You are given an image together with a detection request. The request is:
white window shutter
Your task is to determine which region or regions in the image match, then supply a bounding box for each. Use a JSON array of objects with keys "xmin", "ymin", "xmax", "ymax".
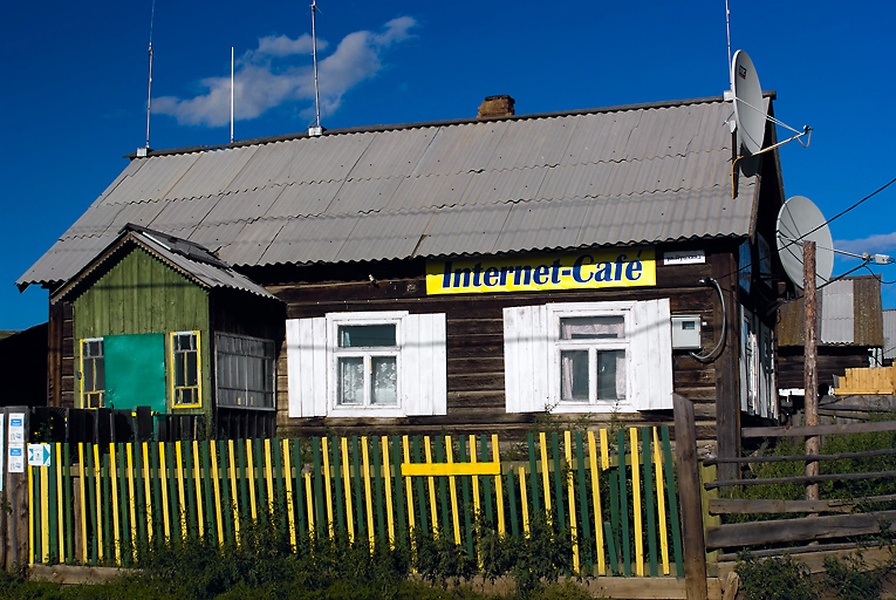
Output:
[
  {"xmin": 629, "ymin": 298, "xmax": 673, "ymax": 410},
  {"xmin": 402, "ymin": 313, "xmax": 447, "ymax": 416},
  {"xmin": 503, "ymin": 304, "xmax": 551, "ymax": 413},
  {"xmin": 286, "ymin": 317, "xmax": 328, "ymax": 417}
]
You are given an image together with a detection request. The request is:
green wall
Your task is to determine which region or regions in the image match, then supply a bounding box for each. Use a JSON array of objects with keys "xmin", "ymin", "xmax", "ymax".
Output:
[{"xmin": 72, "ymin": 247, "xmax": 211, "ymax": 415}]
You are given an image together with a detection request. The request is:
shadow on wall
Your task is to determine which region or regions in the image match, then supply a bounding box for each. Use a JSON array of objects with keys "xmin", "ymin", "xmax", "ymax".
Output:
[{"xmin": 0, "ymin": 322, "xmax": 48, "ymax": 407}]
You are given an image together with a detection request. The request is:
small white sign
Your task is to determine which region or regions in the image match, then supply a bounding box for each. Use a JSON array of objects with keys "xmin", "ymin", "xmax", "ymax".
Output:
[
  {"xmin": 9, "ymin": 412, "xmax": 25, "ymax": 443},
  {"xmin": 663, "ymin": 250, "xmax": 706, "ymax": 266},
  {"xmin": 8, "ymin": 444, "xmax": 24, "ymax": 473},
  {"xmin": 28, "ymin": 443, "xmax": 52, "ymax": 468}
]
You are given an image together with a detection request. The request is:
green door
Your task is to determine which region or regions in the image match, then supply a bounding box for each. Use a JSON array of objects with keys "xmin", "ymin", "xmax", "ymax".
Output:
[{"xmin": 105, "ymin": 333, "xmax": 166, "ymax": 413}]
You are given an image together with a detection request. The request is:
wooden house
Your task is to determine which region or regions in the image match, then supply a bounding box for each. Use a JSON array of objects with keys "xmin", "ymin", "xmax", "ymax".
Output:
[
  {"xmin": 18, "ymin": 94, "xmax": 792, "ymax": 466},
  {"xmin": 776, "ymin": 275, "xmax": 884, "ymax": 412}
]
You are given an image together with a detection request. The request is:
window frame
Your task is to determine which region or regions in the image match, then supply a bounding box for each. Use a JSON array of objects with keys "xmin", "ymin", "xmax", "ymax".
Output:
[
  {"xmin": 170, "ymin": 330, "xmax": 203, "ymax": 409},
  {"xmin": 286, "ymin": 311, "xmax": 447, "ymax": 419},
  {"xmin": 214, "ymin": 332, "xmax": 276, "ymax": 410},
  {"xmin": 79, "ymin": 337, "xmax": 105, "ymax": 409},
  {"xmin": 553, "ymin": 308, "xmax": 630, "ymax": 407},
  {"xmin": 504, "ymin": 299, "xmax": 672, "ymax": 414},
  {"xmin": 327, "ymin": 312, "xmax": 405, "ymax": 416}
]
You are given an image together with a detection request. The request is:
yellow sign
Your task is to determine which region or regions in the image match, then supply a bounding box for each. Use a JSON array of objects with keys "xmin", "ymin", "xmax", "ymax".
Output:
[{"xmin": 426, "ymin": 248, "xmax": 655, "ymax": 295}]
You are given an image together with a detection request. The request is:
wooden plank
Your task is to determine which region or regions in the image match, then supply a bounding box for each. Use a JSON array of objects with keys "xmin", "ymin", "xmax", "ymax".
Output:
[
  {"xmin": 341, "ymin": 437, "xmax": 353, "ymax": 542},
  {"xmin": 491, "ymin": 434, "xmax": 505, "ymax": 536},
  {"xmin": 551, "ymin": 432, "xmax": 564, "ymax": 529},
  {"xmin": 652, "ymin": 428, "xmax": 670, "ymax": 576},
  {"xmin": 362, "ymin": 436, "xmax": 376, "ymax": 546},
  {"xmin": 444, "ymin": 436, "xmax": 461, "ymax": 546},
  {"xmin": 642, "ymin": 427, "xmax": 658, "ymax": 577},
  {"xmin": 425, "ymin": 436, "xmax": 439, "ymax": 535},
  {"xmin": 708, "ymin": 496, "xmax": 896, "ymax": 515},
  {"xmin": 616, "ymin": 429, "xmax": 631, "ymax": 576},
  {"xmin": 743, "ymin": 420, "xmax": 896, "ymax": 438},
  {"xmin": 352, "ymin": 436, "xmax": 367, "ymax": 540},
  {"xmin": 390, "ymin": 436, "xmax": 407, "ymax": 547},
  {"xmin": 457, "ymin": 437, "xmax": 475, "ymax": 557},
  {"xmin": 564, "ymin": 431, "xmax": 579, "ymax": 573},
  {"xmin": 372, "ymin": 436, "xmax": 386, "ymax": 545},
  {"xmin": 480, "ymin": 435, "xmax": 494, "ymax": 528},
  {"xmin": 321, "ymin": 437, "xmax": 334, "ymax": 537},
  {"xmin": 662, "ymin": 426, "xmax": 684, "ymax": 578},
  {"xmin": 527, "ymin": 433, "xmax": 541, "ymax": 514},
  {"xmin": 707, "ymin": 469, "xmax": 896, "ymax": 490},
  {"xmin": 281, "ymin": 439, "xmax": 296, "ymax": 550},
  {"xmin": 707, "ymin": 509, "xmax": 896, "ymax": 549},
  {"xmin": 587, "ymin": 431, "xmax": 606, "ymax": 575},
  {"xmin": 312, "ymin": 437, "xmax": 326, "ymax": 539},
  {"xmin": 673, "ymin": 393, "xmax": 708, "ymax": 600},
  {"xmin": 574, "ymin": 431, "xmax": 590, "ymax": 572},
  {"xmin": 630, "ymin": 428, "xmax": 643, "ymax": 576},
  {"xmin": 381, "ymin": 436, "xmax": 395, "ymax": 547},
  {"xmin": 329, "ymin": 437, "xmax": 345, "ymax": 537}
]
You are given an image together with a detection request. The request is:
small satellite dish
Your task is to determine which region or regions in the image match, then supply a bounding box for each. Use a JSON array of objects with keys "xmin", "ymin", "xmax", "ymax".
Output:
[
  {"xmin": 775, "ymin": 195, "xmax": 834, "ymax": 289},
  {"xmin": 731, "ymin": 49, "xmax": 765, "ymax": 156}
]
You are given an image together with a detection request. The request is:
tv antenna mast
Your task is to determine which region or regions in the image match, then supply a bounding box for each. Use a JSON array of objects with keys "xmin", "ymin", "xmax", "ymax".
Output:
[
  {"xmin": 309, "ymin": 0, "xmax": 323, "ymax": 136},
  {"xmin": 140, "ymin": 0, "xmax": 157, "ymax": 156}
]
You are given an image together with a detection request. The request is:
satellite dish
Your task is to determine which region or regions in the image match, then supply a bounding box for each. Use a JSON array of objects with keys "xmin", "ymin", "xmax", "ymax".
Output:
[
  {"xmin": 775, "ymin": 195, "xmax": 834, "ymax": 289},
  {"xmin": 731, "ymin": 49, "xmax": 765, "ymax": 156}
]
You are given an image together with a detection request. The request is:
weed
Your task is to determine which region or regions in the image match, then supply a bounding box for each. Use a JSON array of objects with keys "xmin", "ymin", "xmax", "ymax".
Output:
[
  {"xmin": 736, "ymin": 553, "xmax": 815, "ymax": 600},
  {"xmin": 823, "ymin": 552, "xmax": 893, "ymax": 600}
]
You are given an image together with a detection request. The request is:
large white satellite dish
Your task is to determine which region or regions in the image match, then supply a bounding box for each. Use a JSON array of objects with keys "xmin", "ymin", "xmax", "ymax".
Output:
[
  {"xmin": 731, "ymin": 49, "xmax": 765, "ymax": 156},
  {"xmin": 775, "ymin": 195, "xmax": 834, "ymax": 289}
]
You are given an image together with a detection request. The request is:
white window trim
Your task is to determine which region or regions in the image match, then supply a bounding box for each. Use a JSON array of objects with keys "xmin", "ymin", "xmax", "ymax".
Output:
[
  {"xmin": 547, "ymin": 302, "xmax": 634, "ymax": 413},
  {"xmin": 327, "ymin": 311, "xmax": 406, "ymax": 417},
  {"xmin": 286, "ymin": 311, "xmax": 447, "ymax": 418},
  {"xmin": 504, "ymin": 298, "xmax": 673, "ymax": 414}
]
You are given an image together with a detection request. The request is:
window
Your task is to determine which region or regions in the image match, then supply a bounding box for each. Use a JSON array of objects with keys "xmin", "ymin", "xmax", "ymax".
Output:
[
  {"xmin": 286, "ymin": 311, "xmax": 447, "ymax": 418},
  {"xmin": 170, "ymin": 331, "xmax": 202, "ymax": 407},
  {"xmin": 80, "ymin": 338, "xmax": 105, "ymax": 408},
  {"xmin": 559, "ymin": 316, "xmax": 627, "ymax": 402},
  {"xmin": 504, "ymin": 299, "xmax": 672, "ymax": 413},
  {"xmin": 335, "ymin": 323, "xmax": 398, "ymax": 407},
  {"xmin": 215, "ymin": 333, "xmax": 276, "ymax": 409},
  {"xmin": 740, "ymin": 307, "xmax": 777, "ymax": 419}
]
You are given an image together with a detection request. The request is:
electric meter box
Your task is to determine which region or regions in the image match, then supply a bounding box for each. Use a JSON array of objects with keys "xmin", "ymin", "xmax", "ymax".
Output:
[{"xmin": 671, "ymin": 315, "xmax": 702, "ymax": 350}]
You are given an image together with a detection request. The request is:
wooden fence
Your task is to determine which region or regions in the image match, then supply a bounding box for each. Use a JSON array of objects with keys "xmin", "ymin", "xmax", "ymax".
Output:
[
  {"xmin": 25, "ymin": 427, "xmax": 683, "ymax": 578},
  {"xmin": 702, "ymin": 419, "xmax": 896, "ymax": 563}
]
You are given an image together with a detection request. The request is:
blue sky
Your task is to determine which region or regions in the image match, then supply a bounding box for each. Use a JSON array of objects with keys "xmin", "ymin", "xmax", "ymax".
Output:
[{"xmin": 2, "ymin": 1, "xmax": 895, "ymax": 330}]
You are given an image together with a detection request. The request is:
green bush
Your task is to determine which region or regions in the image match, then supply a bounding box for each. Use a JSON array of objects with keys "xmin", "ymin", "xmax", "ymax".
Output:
[
  {"xmin": 736, "ymin": 554, "xmax": 815, "ymax": 600},
  {"xmin": 823, "ymin": 553, "xmax": 893, "ymax": 600}
]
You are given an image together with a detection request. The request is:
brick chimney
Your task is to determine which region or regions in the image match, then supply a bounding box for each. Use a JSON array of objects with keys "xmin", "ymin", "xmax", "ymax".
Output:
[{"xmin": 477, "ymin": 94, "xmax": 515, "ymax": 119}]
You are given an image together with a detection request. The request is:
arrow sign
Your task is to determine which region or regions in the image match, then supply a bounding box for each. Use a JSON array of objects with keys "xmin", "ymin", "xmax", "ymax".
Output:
[{"xmin": 27, "ymin": 443, "xmax": 52, "ymax": 467}]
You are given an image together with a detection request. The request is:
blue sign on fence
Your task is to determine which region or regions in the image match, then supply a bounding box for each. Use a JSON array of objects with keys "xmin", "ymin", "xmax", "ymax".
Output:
[{"xmin": 27, "ymin": 443, "xmax": 52, "ymax": 467}]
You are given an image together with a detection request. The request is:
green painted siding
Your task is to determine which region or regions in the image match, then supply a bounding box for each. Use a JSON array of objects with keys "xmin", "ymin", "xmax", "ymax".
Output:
[{"xmin": 72, "ymin": 248, "xmax": 211, "ymax": 415}]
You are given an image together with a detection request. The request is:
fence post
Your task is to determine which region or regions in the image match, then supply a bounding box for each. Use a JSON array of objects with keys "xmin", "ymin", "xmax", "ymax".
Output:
[{"xmin": 673, "ymin": 393, "xmax": 708, "ymax": 600}]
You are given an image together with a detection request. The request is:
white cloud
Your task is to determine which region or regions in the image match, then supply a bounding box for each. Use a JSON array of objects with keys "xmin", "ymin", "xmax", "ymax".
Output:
[
  {"xmin": 154, "ymin": 17, "xmax": 418, "ymax": 128},
  {"xmin": 834, "ymin": 232, "xmax": 896, "ymax": 254}
]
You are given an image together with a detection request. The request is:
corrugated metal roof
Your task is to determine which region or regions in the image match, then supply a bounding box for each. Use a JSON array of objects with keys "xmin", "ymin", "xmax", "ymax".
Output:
[
  {"xmin": 53, "ymin": 226, "xmax": 279, "ymax": 302},
  {"xmin": 20, "ymin": 95, "xmax": 763, "ymax": 289}
]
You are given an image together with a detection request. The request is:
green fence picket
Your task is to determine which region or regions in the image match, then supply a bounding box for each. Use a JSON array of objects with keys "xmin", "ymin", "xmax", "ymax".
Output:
[{"xmin": 642, "ymin": 427, "xmax": 658, "ymax": 576}]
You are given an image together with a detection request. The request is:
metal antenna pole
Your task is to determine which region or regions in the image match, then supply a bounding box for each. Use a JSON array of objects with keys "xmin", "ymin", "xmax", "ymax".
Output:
[
  {"xmin": 230, "ymin": 46, "xmax": 235, "ymax": 144},
  {"xmin": 310, "ymin": 0, "xmax": 322, "ymax": 134},
  {"xmin": 145, "ymin": 0, "xmax": 156, "ymax": 150},
  {"xmin": 725, "ymin": 0, "xmax": 733, "ymax": 88}
]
